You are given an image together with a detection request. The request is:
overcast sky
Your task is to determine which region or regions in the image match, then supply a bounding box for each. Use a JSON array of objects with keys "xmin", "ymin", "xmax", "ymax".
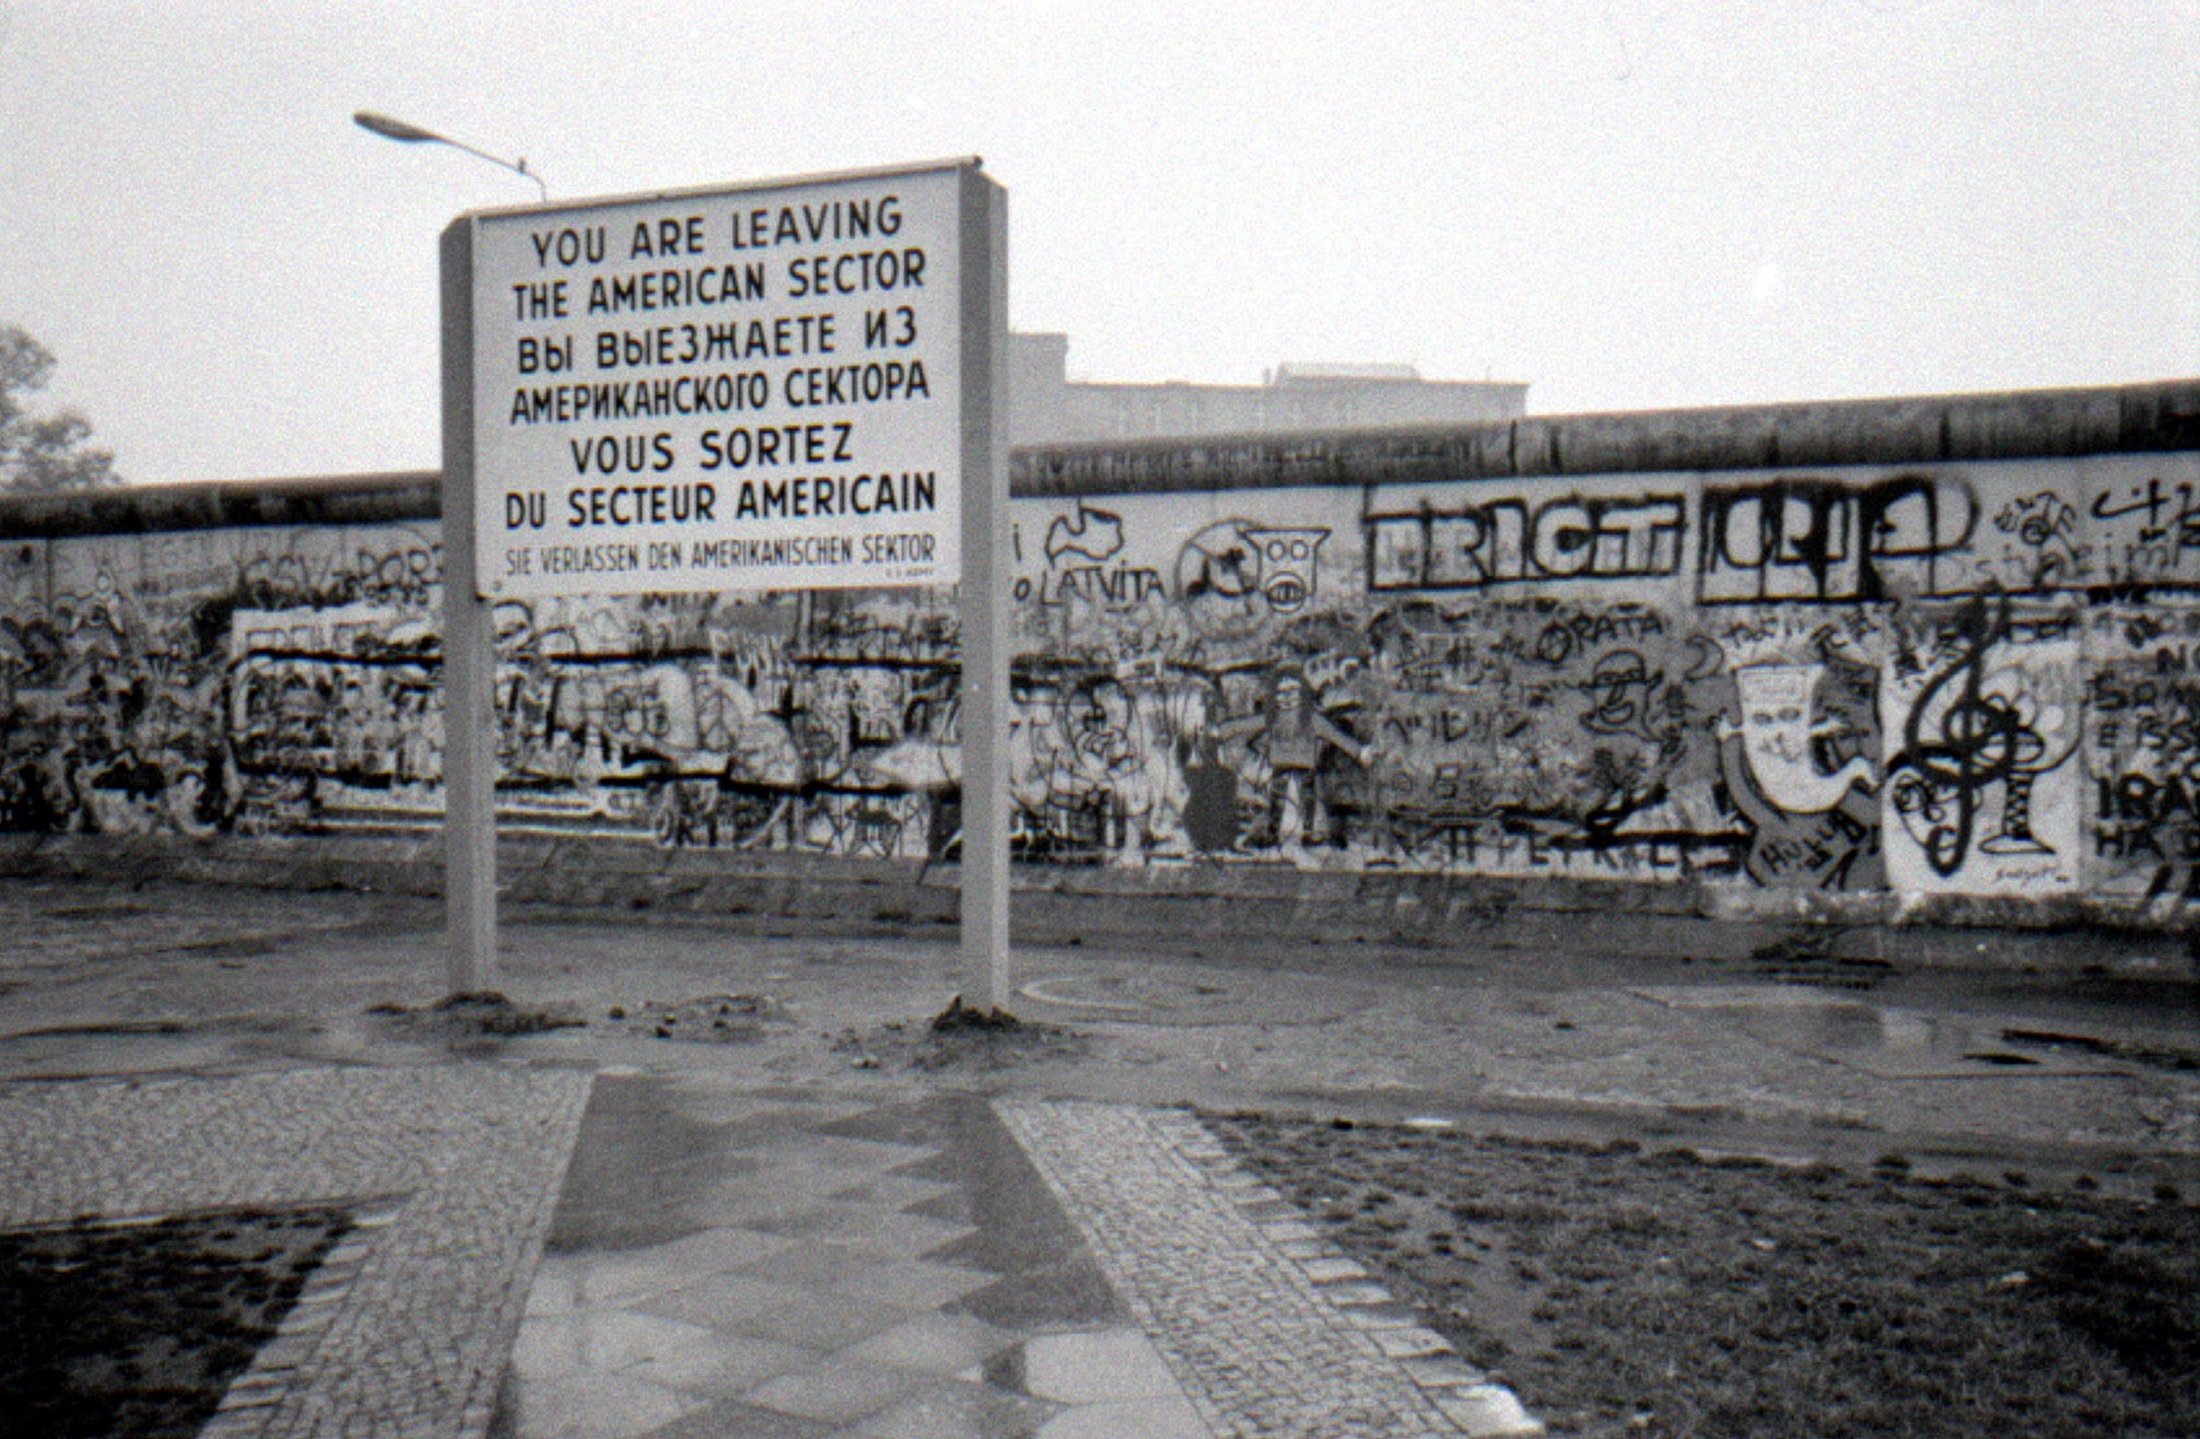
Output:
[{"xmin": 3, "ymin": 1, "xmax": 2195, "ymax": 485}]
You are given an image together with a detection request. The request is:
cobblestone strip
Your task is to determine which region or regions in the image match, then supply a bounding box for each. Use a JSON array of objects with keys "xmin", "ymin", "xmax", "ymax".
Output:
[
  {"xmin": 0, "ymin": 1065, "xmax": 592, "ymax": 1439},
  {"xmin": 200, "ymin": 1199, "xmax": 403, "ymax": 1439},
  {"xmin": 999, "ymin": 1100, "xmax": 1542, "ymax": 1438}
]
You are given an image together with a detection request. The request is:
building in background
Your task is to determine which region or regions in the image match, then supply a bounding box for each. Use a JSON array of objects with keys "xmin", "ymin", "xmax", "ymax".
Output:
[{"xmin": 1009, "ymin": 332, "xmax": 1527, "ymax": 445}]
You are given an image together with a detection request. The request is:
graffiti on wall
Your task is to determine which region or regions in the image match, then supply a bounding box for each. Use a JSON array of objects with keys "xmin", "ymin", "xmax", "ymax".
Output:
[
  {"xmin": 1881, "ymin": 599, "xmax": 2083, "ymax": 894},
  {"xmin": 2084, "ymin": 603, "xmax": 2200, "ymax": 900},
  {"xmin": 3, "ymin": 449, "xmax": 2200, "ymax": 906},
  {"xmin": 1706, "ymin": 603, "xmax": 1887, "ymax": 891},
  {"xmin": 1364, "ymin": 481, "xmax": 1685, "ymax": 592},
  {"xmin": 1697, "ymin": 473, "xmax": 1978, "ymax": 603},
  {"xmin": 1341, "ymin": 596, "xmax": 1716, "ymax": 878}
]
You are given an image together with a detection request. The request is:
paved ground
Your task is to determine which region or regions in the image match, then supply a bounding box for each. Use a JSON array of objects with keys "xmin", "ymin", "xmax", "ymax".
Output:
[
  {"xmin": 1001, "ymin": 1100, "xmax": 1538, "ymax": 1438},
  {"xmin": 505, "ymin": 1077, "xmax": 1177, "ymax": 1438},
  {"xmin": 0, "ymin": 1065, "xmax": 589, "ymax": 1438},
  {"xmin": 0, "ymin": 874, "xmax": 2195, "ymax": 1436},
  {"xmin": 489, "ymin": 1073, "xmax": 1540, "ymax": 1438}
]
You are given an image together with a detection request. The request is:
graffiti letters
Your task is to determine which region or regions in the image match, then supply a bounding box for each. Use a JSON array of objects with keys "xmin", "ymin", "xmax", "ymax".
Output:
[
  {"xmin": 1364, "ymin": 491, "xmax": 1683, "ymax": 592},
  {"xmin": 2084, "ymin": 607, "xmax": 2200, "ymax": 889},
  {"xmin": 1699, "ymin": 475, "xmax": 1976, "ymax": 603},
  {"xmin": 1014, "ymin": 503, "xmax": 1168, "ymax": 610}
]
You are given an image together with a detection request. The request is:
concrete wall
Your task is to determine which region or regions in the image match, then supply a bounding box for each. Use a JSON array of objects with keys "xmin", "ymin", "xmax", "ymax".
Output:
[{"xmin": 4, "ymin": 382, "xmax": 2198, "ymax": 928}]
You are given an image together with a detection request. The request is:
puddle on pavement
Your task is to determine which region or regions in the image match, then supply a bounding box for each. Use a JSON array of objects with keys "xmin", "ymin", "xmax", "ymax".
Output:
[
  {"xmin": 826, "ymin": 1095, "xmax": 1125, "ymax": 1332},
  {"xmin": 1744, "ymin": 1001, "xmax": 1938, "ymax": 1058},
  {"xmin": 1644, "ymin": 985, "xmax": 2127, "ymax": 1078},
  {"xmin": 0, "ymin": 1013, "xmax": 370, "ymax": 1079},
  {"xmin": 1017, "ymin": 967, "xmax": 1371, "ymax": 1028},
  {"xmin": 0, "ymin": 1028, "xmax": 239, "ymax": 1078},
  {"xmin": 46, "ymin": 903, "xmax": 157, "ymax": 921}
]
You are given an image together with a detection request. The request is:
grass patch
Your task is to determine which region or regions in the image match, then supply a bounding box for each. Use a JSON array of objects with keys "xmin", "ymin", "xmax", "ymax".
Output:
[
  {"xmin": 1209, "ymin": 1114, "xmax": 2200, "ymax": 1438},
  {"xmin": 0, "ymin": 1204, "xmax": 352, "ymax": 1438}
]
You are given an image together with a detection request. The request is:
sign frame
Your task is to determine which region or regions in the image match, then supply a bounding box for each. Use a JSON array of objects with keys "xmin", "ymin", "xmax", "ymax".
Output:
[
  {"xmin": 467, "ymin": 158, "xmax": 980, "ymax": 600},
  {"xmin": 438, "ymin": 158, "xmax": 1010, "ymax": 1007}
]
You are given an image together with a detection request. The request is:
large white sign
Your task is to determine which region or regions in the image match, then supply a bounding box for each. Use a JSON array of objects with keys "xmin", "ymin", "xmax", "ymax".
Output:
[{"xmin": 471, "ymin": 162, "xmax": 966, "ymax": 597}]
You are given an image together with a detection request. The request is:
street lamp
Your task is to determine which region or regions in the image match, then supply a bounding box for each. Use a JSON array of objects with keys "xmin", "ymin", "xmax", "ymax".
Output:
[{"xmin": 353, "ymin": 110, "xmax": 548, "ymax": 201}]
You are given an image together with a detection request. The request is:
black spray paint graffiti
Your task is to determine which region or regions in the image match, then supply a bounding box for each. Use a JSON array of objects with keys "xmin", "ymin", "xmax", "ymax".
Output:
[
  {"xmin": 1333, "ymin": 597, "xmax": 1725, "ymax": 879},
  {"xmin": 1698, "ymin": 474, "xmax": 1977, "ymax": 603},
  {"xmin": 1714, "ymin": 656, "xmax": 1883, "ymax": 890},
  {"xmin": 1044, "ymin": 504, "xmax": 1124, "ymax": 564},
  {"xmin": 1209, "ymin": 665, "xmax": 1371, "ymax": 857},
  {"xmin": 0, "ymin": 545, "xmax": 971, "ymax": 858},
  {"xmin": 1173, "ymin": 520, "xmax": 1333, "ymax": 614},
  {"xmin": 1014, "ymin": 503, "xmax": 1168, "ymax": 609},
  {"xmin": 18, "ymin": 454, "xmax": 2200, "ymax": 904},
  {"xmin": 1990, "ymin": 491, "xmax": 2089, "ymax": 592},
  {"xmin": 235, "ymin": 538, "xmax": 442, "ymax": 610},
  {"xmin": 2090, "ymin": 669, "xmax": 2200, "ymax": 857},
  {"xmin": 384, "ymin": 591, "xmax": 956, "ymax": 854},
  {"xmin": 1364, "ymin": 491, "xmax": 1684, "ymax": 592},
  {"xmin": 2084, "ymin": 607, "xmax": 2200, "ymax": 898},
  {"xmin": 1884, "ymin": 599, "xmax": 2079, "ymax": 880},
  {"xmin": 2090, "ymin": 476, "xmax": 2200, "ymax": 587},
  {"xmin": 1243, "ymin": 529, "xmax": 1327, "ymax": 614},
  {"xmin": 1012, "ymin": 660, "xmax": 1217, "ymax": 864}
]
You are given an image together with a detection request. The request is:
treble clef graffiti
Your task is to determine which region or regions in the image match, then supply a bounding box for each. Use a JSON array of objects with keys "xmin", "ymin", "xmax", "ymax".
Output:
[{"xmin": 1887, "ymin": 597, "xmax": 2077, "ymax": 878}]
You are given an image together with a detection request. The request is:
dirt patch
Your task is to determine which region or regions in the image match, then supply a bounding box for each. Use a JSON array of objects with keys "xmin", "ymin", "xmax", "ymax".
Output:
[
  {"xmin": 928, "ymin": 994, "xmax": 1025, "ymax": 1033},
  {"xmin": 2002, "ymin": 1026, "xmax": 2200, "ymax": 1074},
  {"xmin": 0, "ymin": 1204, "xmax": 352, "ymax": 1438},
  {"xmin": 832, "ymin": 997, "xmax": 1088, "ymax": 1072},
  {"xmin": 10, "ymin": 1019, "xmax": 192, "ymax": 1039},
  {"xmin": 367, "ymin": 992, "xmax": 585, "ymax": 1043},
  {"xmin": 1749, "ymin": 927, "xmax": 1891, "ymax": 991},
  {"xmin": 598, "ymin": 993, "xmax": 792, "ymax": 1044},
  {"xmin": 1210, "ymin": 1113, "xmax": 2200, "ymax": 1439}
]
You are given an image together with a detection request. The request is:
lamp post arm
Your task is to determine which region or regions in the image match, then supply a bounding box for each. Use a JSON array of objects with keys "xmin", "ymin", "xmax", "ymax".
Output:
[
  {"xmin": 435, "ymin": 136, "xmax": 548, "ymax": 202},
  {"xmin": 433, "ymin": 138, "xmax": 541, "ymax": 201},
  {"xmin": 353, "ymin": 110, "xmax": 548, "ymax": 201}
]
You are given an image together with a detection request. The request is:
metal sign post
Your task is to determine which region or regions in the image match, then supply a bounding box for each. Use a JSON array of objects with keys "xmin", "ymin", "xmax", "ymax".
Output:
[
  {"xmin": 437, "ymin": 160, "xmax": 1007, "ymax": 1007},
  {"xmin": 440, "ymin": 217, "xmax": 498, "ymax": 994},
  {"xmin": 956, "ymin": 167, "xmax": 1010, "ymax": 1012}
]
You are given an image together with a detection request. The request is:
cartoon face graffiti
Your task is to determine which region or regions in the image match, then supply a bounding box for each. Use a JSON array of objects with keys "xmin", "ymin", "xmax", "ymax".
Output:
[
  {"xmin": 1579, "ymin": 649, "xmax": 1667, "ymax": 744},
  {"xmin": 1242, "ymin": 528, "xmax": 1328, "ymax": 614},
  {"xmin": 1731, "ymin": 664, "xmax": 1876, "ymax": 815}
]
